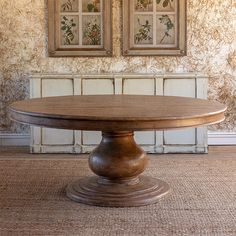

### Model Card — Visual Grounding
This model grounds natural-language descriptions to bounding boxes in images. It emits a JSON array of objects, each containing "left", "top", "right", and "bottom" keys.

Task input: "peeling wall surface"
[{"left": 0, "top": 0, "right": 235, "bottom": 133}]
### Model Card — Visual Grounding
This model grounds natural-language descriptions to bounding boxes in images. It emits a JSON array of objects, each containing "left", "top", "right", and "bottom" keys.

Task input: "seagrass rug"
[{"left": 0, "top": 147, "right": 235, "bottom": 236}]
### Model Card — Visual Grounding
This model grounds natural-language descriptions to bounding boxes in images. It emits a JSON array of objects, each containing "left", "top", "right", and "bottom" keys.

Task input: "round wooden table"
[{"left": 9, "top": 95, "right": 226, "bottom": 207}]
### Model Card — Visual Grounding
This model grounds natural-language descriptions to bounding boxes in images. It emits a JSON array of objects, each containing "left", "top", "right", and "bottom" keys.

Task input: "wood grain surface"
[{"left": 9, "top": 95, "right": 226, "bottom": 131}]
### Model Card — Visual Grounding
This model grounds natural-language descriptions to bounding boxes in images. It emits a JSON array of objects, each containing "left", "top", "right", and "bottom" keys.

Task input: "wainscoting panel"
[
  {"left": 41, "top": 78, "right": 74, "bottom": 148},
  {"left": 163, "top": 78, "right": 196, "bottom": 146},
  {"left": 30, "top": 73, "right": 208, "bottom": 154}
]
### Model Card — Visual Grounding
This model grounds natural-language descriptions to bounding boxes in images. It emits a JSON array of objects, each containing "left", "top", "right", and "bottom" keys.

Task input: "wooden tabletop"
[{"left": 9, "top": 95, "right": 226, "bottom": 131}]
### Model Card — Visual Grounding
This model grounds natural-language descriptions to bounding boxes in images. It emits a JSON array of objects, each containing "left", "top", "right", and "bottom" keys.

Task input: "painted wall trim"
[
  {"left": 208, "top": 132, "right": 236, "bottom": 146},
  {"left": 0, "top": 134, "right": 30, "bottom": 146},
  {"left": 0, "top": 132, "right": 236, "bottom": 147}
]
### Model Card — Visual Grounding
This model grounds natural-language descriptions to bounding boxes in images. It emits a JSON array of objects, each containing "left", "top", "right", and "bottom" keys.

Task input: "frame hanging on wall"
[
  {"left": 123, "top": 0, "right": 187, "bottom": 56},
  {"left": 48, "top": 0, "right": 112, "bottom": 57}
]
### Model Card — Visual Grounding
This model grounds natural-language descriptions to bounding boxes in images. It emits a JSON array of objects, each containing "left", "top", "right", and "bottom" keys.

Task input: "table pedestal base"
[
  {"left": 66, "top": 176, "right": 170, "bottom": 207},
  {"left": 66, "top": 131, "right": 170, "bottom": 207}
]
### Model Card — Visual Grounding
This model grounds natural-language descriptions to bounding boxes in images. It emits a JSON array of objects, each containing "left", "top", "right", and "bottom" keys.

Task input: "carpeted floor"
[{"left": 0, "top": 147, "right": 235, "bottom": 236}]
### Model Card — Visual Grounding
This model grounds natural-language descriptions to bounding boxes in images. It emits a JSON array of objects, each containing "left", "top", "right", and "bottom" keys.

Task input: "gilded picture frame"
[
  {"left": 123, "top": 0, "right": 187, "bottom": 56},
  {"left": 48, "top": 0, "right": 112, "bottom": 57}
]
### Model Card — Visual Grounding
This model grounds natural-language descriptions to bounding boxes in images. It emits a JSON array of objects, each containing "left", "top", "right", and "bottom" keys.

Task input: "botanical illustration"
[
  {"left": 61, "top": 16, "right": 79, "bottom": 45},
  {"left": 157, "top": 15, "right": 175, "bottom": 44},
  {"left": 82, "top": 0, "right": 101, "bottom": 12},
  {"left": 49, "top": 0, "right": 111, "bottom": 56},
  {"left": 156, "top": 0, "right": 175, "bottom": 11},
  {"left": 135, "top": 0, "right": 153, "bottom": 12},
  {"left": 134, "top": 16, "right": 153, "bottom": 44},
  {"left": 83, "top": 16, "right": 101, "bottom": 45},
  {"left": 61, "top": 0, "right": 78, "bottom": 12}
]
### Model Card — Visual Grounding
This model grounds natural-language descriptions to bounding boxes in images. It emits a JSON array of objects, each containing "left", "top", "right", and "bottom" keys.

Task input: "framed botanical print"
[
  {"left": 123, "top": 0, "right": 187, "bottom": 56},
  {"left": 48, "top": 0, "right": 112, "bottom": 57}
]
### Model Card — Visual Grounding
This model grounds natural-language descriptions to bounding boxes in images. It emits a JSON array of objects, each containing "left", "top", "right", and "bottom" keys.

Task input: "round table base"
[{"left": 66, "top": 176, "right": 170, "bottom": 207}]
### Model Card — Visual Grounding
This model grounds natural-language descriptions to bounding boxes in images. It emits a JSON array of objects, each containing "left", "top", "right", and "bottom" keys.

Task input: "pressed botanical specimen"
[
  {"left": 159, "top": 15, "right": 174, "bottom": 43},
  {"left": 156, "top": 0, "right": 174, "bottom": 8},
  {"left": 87, "top": 0, "right": 100, "bottom": 12},
  {"left": 83, "top": 19, "right": 101, "bottom": 45},
  {"left": 136, "top": 0, "right": 152, "bottom": 11},
  {"left": 61, "top": 16, "right": 77, "bottom": 45},
  {"left": 61, "top": 0, "right": 76, "bottom": 11},
  {"left": 135, "top": 19, "right": 152, "bottom": 44}
]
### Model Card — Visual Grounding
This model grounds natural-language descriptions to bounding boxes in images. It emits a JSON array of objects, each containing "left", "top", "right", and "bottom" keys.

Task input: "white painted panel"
[
  {"left": 73, "top": 77, "right": 82, "bottom": 95},
  {"left": 123, "top": 79, "right": 155, "bottom": 145},
  {"left": 42, "top": 79, "right": 74, "bottom": 97},
  {"left": 114, "top": 77, "right": 123, "bottom": 94},
  {"left": 82, "top": 79, "right": 114, "bottom": 95},
  {"left": 41, "top": 79, "right": 74, "bottom": 145},
  {"left": 31, "top": 127, "right": 41, "bottom": 145},
  {"left": 164, "top": 78, "right": 196, "bottom": 145},
  {"left": 82, "top": 78, "right": 114, "bottom": 145},
  {"left": 164, "top": 78, "right": 196, "bottom": 98},
  {"left": 40, "top": 145, "right": 75, "bottom": 153},
  {"left": 134, "top": 131, "right": 155, "bottom": 145},
  {"left": 164, "top": 129, "right": 196, "bottom": 145},
  {"left": 30, "top": 78, "right": 41, "bottom": 98},
  {"left": 197, "top": 78, "right": 208, "bottom": 99},
  {"left": 81, "top": 144, "right": 156, "bottom": 154},
  {"left": 156, "top": 131, "right": 164, "bottom": 145},
  {"left": 163, "top": 146, "right": 199, "bottom": 154},
  {"left": 30, "top": 79, "right": 42, "bottom": 148},
  {"left": 196, "top": 127, "right": 208, "bottom": 146},
  {"left": 123, "top": 79, "right": 155, "bottom": 95},
  {"left": 164, "top": 128, "right": 195, "bottom": 145},
  {"left": 155, "top": 78, "right": 164, "bottom": 96},
  {"left": 73, "top": 78, "right": 82, "bottom": 149},
  {"left": 83, "top": 131, "right": 101, "bottom": 145},
  {"left": 196, "top": 77, "right": 207, "bottom": 150},
  {"left": 42, "top": 128, "right": 74, "bottom": 145}
]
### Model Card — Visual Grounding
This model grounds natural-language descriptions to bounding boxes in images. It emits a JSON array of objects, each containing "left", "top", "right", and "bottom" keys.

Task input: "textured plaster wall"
[{"left": 0, "top": 0, "right": 235, "bottom": 133}]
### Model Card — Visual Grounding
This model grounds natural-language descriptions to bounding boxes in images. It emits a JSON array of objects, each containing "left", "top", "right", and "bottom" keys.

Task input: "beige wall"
[{"left": 0, "top": 0, "right": 235, "bottom": 133}]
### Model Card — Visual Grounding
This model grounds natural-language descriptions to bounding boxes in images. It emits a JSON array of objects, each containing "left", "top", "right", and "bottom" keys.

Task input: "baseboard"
[
  {"left": 0, "top": 132, "right": 235, "bottom": 147},
  {"left": 0, "top": 134, "right": 30, "bottom": 146},
  {"left": 208, "top": 132, "right": 236, "bottom": 145}
]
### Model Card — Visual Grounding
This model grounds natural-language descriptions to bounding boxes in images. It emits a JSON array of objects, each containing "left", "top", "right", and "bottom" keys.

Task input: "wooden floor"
[{"left": 0, "top": 146, "right": 235, "bottom": 159}]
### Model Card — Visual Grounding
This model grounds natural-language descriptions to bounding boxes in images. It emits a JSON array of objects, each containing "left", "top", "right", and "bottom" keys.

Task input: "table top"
[{"left": 9, "top": 95, "right": 226, "bottom": 131}]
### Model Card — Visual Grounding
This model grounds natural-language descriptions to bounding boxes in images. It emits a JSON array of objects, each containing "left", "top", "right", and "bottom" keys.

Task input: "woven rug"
[{"left": 0, "top": 151, "right": 235, "bottom": 236}]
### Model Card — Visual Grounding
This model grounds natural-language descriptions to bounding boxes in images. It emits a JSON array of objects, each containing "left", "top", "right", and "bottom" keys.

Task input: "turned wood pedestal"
[
  {"left": 67, "top": 131, "right": 169, "bottom": 207},
  {"left": 9, "top": 95, "right": 226, "bottom": 207}
]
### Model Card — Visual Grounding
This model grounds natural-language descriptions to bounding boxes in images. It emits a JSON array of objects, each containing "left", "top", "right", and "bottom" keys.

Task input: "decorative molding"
[
  {"left": 0, "top": 133, "right": 30, "bottom": 146},
  {"left": 1, "top": 132, "right": 235, "bottom": 147},
  {"left": 208, "top": 132, "right": 236, "bottom": 146}
]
